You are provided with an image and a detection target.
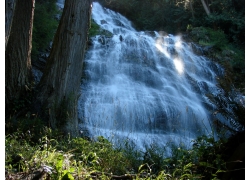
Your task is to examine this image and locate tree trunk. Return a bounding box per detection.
[36,0,92,136]
[5,0,35,115]
[5,0,17,49]
[201,0,210,15]
[189,0,195,19]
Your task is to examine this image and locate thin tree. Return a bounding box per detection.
[201,0,210,15]
[36,0,92,136]
[188,0,195,18]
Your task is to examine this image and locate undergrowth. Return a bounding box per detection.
[5,121,244,180]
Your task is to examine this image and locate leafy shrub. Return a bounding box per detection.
[5,123,245,180]
[97,0,192,33]
[190,27,228,50]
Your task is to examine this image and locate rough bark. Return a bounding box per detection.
[201,0,210,15]
[5,0,35,114]
[36,0,92,136]
[5,0,17,49]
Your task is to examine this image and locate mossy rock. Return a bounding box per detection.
[89,19,113,38]
[99,29,113,38]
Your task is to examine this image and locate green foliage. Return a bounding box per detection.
[5,123,245,179]
[206,81,245,134]
[31,0,59,60]
[98,0,192,33]
[206,0,244,46]
[163,135,229,179]
[142,143,166,174]
[88,19,113,39]
[188,0,245,47]
[5,0,245,178]
[6,117,46,143]
[97,0,244,47]
[190,26,228,50]
[88,19,101,37]
[188,26,244,93]
[224,45,245,91]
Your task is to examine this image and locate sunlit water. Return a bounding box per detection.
[78,2,224,153]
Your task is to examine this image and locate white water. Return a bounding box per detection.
[78,2,224,151]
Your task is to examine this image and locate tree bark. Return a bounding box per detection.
[201,0,210,15]
[5,0,35,115]
[5,0,17,49]
[36,0,92,136]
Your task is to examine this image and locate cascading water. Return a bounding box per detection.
[78,2,224,151]
[56,0,64,9]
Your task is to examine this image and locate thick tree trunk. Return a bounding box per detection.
[201,0,210,15]
[5,0,35,115]
[36,0,92,136]
[5,0,17,49]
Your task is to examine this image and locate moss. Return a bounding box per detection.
[88,19,100,37]
[88,19,113,38]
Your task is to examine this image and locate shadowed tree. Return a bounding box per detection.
[5,0,17,49]
[5,0,35,115]
[200,0,210,15]
[35,0,92,136]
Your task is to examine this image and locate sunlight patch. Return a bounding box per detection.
[173,58,184,74]
[175,40,182,49]
[155,39,170,58]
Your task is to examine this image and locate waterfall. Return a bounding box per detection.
[78,2,224,151]
[56,0,64,9]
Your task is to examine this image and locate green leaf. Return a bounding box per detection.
[183,162,193,170]
[69,167,75,173]
[181,173,193,178]
[87,152,97,162]
[55,155,64,172]
[138,163,148,173]
[213,169,227,176]
[199,161,214,168]
[61,172,74,180]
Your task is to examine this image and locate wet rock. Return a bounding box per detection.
[33,57,46,71]
[202,45,214,56]
[98,35,106,45]
[101,19,107,24]
[222,49,236,57]
[100,29,113,38]
[119,35,123,41]
[88,38,94,46]
[113,19,125,27]
[165,37,174,44]
[32,67,43,84]
[190,42,204,55]
[144,31,156,37]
